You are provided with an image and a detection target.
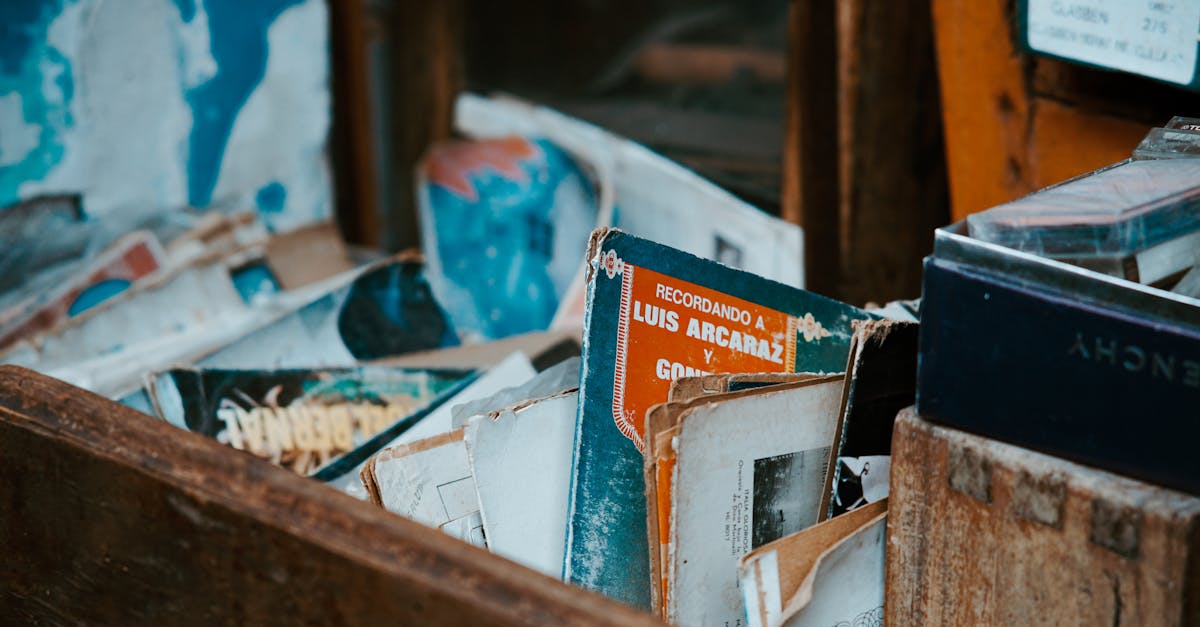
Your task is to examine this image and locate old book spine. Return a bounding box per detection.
[887,409,1200,626]
[917,257,1200,495]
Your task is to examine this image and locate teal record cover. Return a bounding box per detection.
[563,228,872,608]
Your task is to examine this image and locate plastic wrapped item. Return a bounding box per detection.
[1060,227,1200,286]
[1166,116,1200,132]
[966,158,1200,259]
[1133,128,1200,160]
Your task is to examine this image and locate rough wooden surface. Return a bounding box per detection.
[328,0,381,247]
[887,408,1200,626]
[329,0,465,250]
[784,0,839,297]
[0,366,658,625]
[834,0,947,305]
[785,0,947,304]
[384,0,462,251]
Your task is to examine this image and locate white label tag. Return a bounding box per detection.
[1026,0,1200,85]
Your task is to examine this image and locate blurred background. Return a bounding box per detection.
[5,0,1199,311]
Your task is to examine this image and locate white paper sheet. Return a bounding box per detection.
[465,390,578,577]
[396,351,535,446]
[328,351,536,500]
[370,428,487,548]
[670,379,843,627]
[784,514,886,627]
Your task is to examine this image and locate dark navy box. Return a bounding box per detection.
[917,223,1200,496]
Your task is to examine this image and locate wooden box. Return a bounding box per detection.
[0,366,657,625]
[887,408,1200,626]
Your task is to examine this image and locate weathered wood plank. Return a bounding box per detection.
[383,0,462,251]
[888,408,1200,626]
[785,0,947,304]
[834,0,948,305]
[931,0,1033,220]
[784,0,839,297]
[328,0,381,247]
[0,366,658,625]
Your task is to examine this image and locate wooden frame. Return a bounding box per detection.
[933,0,1200,221]
[330,0,462,250]
[785,0,948,305]
[0,366,658,625]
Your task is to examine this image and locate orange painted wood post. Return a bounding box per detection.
[931,0,1176,221]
